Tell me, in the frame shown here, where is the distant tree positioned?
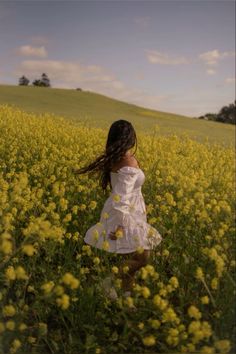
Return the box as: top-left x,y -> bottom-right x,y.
76,88 -> 82,91
40,73 -> 51,87
216,101 -> 235,124
198,101 -> 235,125
205,113 -> 217,121
32,73 -> 51,87
32,79 -> 42,87
18,75 -> 30,86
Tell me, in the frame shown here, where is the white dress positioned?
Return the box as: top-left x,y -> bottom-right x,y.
84,166 -> 162,254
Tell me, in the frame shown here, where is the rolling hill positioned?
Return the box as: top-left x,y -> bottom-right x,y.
0,84 -> 234,147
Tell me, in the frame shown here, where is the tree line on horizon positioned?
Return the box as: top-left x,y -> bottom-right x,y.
18,73 -> 235,125
19,73 -> 51,87
198,100 -> 235,125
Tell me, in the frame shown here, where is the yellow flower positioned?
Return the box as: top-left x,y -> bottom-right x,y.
112,266 -> 119,274
162,249 -> 169,257
169,328 -> 179,337
141,286 -> 151,298
18,323 -> 27,331
89,200 -> 97,210
102,212 -> 109,219
153,295 -> 168,311
169,276 -> 179,288
3,305 -> 16,317
188,305 -> 202,320
211,278 -> 218,290
0,239 -> 13,254
149,319 -> 161,329
54,285 -> 64,296
41,281 -> 55,294
56,294 -> 70,310
165,192 -> 176,206
201,296 -> 209,304
11,339 -> 21,352
166,334 -> 179,347
5,266 -> 16,281
82,245 -> 92,256
140,268 -> 148,280
27,285 -> 35,293
15,266 -> 28,280
188,320 -> 201,334
214,340 -> 231,353
138,322 -> 144,330
72,205 -> 79,214
162,307 -> 179,323
63,213 -> 72,223
159,288 -> 167,297
112,194 -> 121,202
136,246 -> 144,254
22,244 -> 37,256
124,296 -> 134,308
92,229 -> 99,241
142,335 -> 156,346
230,260 -> 236,268
62,273 -> 80,289
200,346 -> 215,354
6,320 -> 15,330
102,241 -> 110,251
201,321 -> 212,338
28,336 -> 36,344
122,266 -> 129,274
195,267 -> 204,281
115,229 -> 124,238
93,257 -> 100,265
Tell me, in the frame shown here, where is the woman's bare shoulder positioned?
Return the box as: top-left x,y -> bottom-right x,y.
122,154 -> 139,168
111,154 -> 139,172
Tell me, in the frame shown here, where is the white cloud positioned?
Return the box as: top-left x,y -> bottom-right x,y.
206,69 -> 216,76
199,49 -> 220,66
17,45 -> 48,58
199,49 -> 235,66
15,58 -> 170,111
225,77 -> 235,84
221,51 -> 235,59
146,50 -> 189,65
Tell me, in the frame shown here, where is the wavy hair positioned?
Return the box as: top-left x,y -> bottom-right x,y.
75,119 -> 138,191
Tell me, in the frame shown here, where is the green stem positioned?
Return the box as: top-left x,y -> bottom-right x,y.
201,278 -> 216,308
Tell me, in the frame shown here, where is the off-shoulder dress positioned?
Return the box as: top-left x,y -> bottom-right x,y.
84,166 -> 162,253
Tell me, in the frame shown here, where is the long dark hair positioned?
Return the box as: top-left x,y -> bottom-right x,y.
75,119 -> 138,191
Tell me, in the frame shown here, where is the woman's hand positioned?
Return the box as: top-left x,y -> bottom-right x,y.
108,225 -> 125,240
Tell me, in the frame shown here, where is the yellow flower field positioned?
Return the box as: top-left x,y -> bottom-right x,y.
0,105 -> 235,353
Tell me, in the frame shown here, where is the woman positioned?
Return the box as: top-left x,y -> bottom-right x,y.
75,119 -> 162,297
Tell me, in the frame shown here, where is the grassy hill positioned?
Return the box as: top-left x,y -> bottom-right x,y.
0,84 -> 234,147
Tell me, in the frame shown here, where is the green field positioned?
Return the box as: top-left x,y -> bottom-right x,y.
0,104 -> 235,353
0,84 -> 235,147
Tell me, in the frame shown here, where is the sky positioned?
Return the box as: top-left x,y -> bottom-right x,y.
0,0 -> 235,117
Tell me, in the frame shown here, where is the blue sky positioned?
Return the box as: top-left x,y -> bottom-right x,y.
0,0 -> 235,116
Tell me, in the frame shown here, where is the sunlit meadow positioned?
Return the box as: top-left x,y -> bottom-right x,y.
0,105 -> 235,354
